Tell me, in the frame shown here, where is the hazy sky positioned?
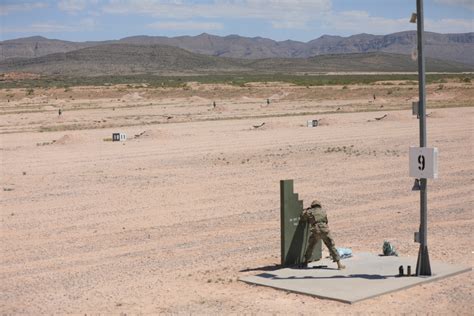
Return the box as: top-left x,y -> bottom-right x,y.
1,0 -> 473,42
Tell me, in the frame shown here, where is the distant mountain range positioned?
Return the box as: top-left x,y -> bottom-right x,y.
0,43 -> 471,76
1,31 -> 473,65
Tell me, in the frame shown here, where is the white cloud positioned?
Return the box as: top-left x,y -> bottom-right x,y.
0,2 -> 47,16
271,20 -> 309,30
425,18 -> 473,33
58,0 -> 99,13
103,0 -> 332,29
3,23 -> 76,33
322,10 -> 472,35
148,21 -> 223,30
434,0 -> 474,11
103,0 -> 332,18
2,18 -> 97,33
322,10 -> 411,35
100,0 -> 474,35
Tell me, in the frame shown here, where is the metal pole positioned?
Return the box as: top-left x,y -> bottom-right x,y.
416,0 -> 431,276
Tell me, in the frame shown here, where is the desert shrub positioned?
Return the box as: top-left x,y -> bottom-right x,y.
0,73 -> 469,89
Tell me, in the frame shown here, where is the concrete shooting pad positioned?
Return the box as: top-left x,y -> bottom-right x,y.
240,252 -> 471,304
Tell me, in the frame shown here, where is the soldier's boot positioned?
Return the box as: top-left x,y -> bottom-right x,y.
337,261 -> 346,270
299,259 -> 309,268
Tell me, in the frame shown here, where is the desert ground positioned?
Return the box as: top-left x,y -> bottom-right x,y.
1,79 -> 473,314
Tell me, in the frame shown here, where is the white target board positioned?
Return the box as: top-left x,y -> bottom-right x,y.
409,147 -> 438,179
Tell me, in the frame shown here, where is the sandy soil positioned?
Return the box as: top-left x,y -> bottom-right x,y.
1,81 -> 473,314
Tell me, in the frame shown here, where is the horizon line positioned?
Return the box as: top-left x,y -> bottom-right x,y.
2,30 -> 473,44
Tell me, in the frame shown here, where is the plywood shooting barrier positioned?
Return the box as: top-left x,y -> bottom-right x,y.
280,179 -> 321,266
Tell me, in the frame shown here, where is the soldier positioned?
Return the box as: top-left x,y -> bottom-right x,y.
301,200 -> 345,270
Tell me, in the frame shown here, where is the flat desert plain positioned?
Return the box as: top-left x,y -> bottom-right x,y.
1,80 -> 473,314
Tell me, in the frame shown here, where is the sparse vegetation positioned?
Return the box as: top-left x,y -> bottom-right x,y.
324,145 -> 400,157
36,140 -> 56,146
1,73 -> 472,90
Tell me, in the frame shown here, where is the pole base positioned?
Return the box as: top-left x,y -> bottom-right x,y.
416,245 -> 432,276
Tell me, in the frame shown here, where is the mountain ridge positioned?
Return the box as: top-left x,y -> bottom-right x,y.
1,31 -> 472,64
1,43 -> 471,77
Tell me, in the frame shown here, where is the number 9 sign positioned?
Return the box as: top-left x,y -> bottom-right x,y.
409,147 -> 438,179
418,155 -> 425,171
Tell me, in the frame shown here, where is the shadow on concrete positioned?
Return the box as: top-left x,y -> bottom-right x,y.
294,265 -> 334,270
257,273 -> 394,280
240,264 -> 331,273
240,264 -> 283,272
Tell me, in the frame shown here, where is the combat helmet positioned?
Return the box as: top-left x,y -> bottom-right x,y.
310,200 -> 322,208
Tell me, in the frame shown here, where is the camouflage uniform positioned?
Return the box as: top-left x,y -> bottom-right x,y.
301,200 -> 341,264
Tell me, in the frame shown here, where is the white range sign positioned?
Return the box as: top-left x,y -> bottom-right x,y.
409,146 -> 438,179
